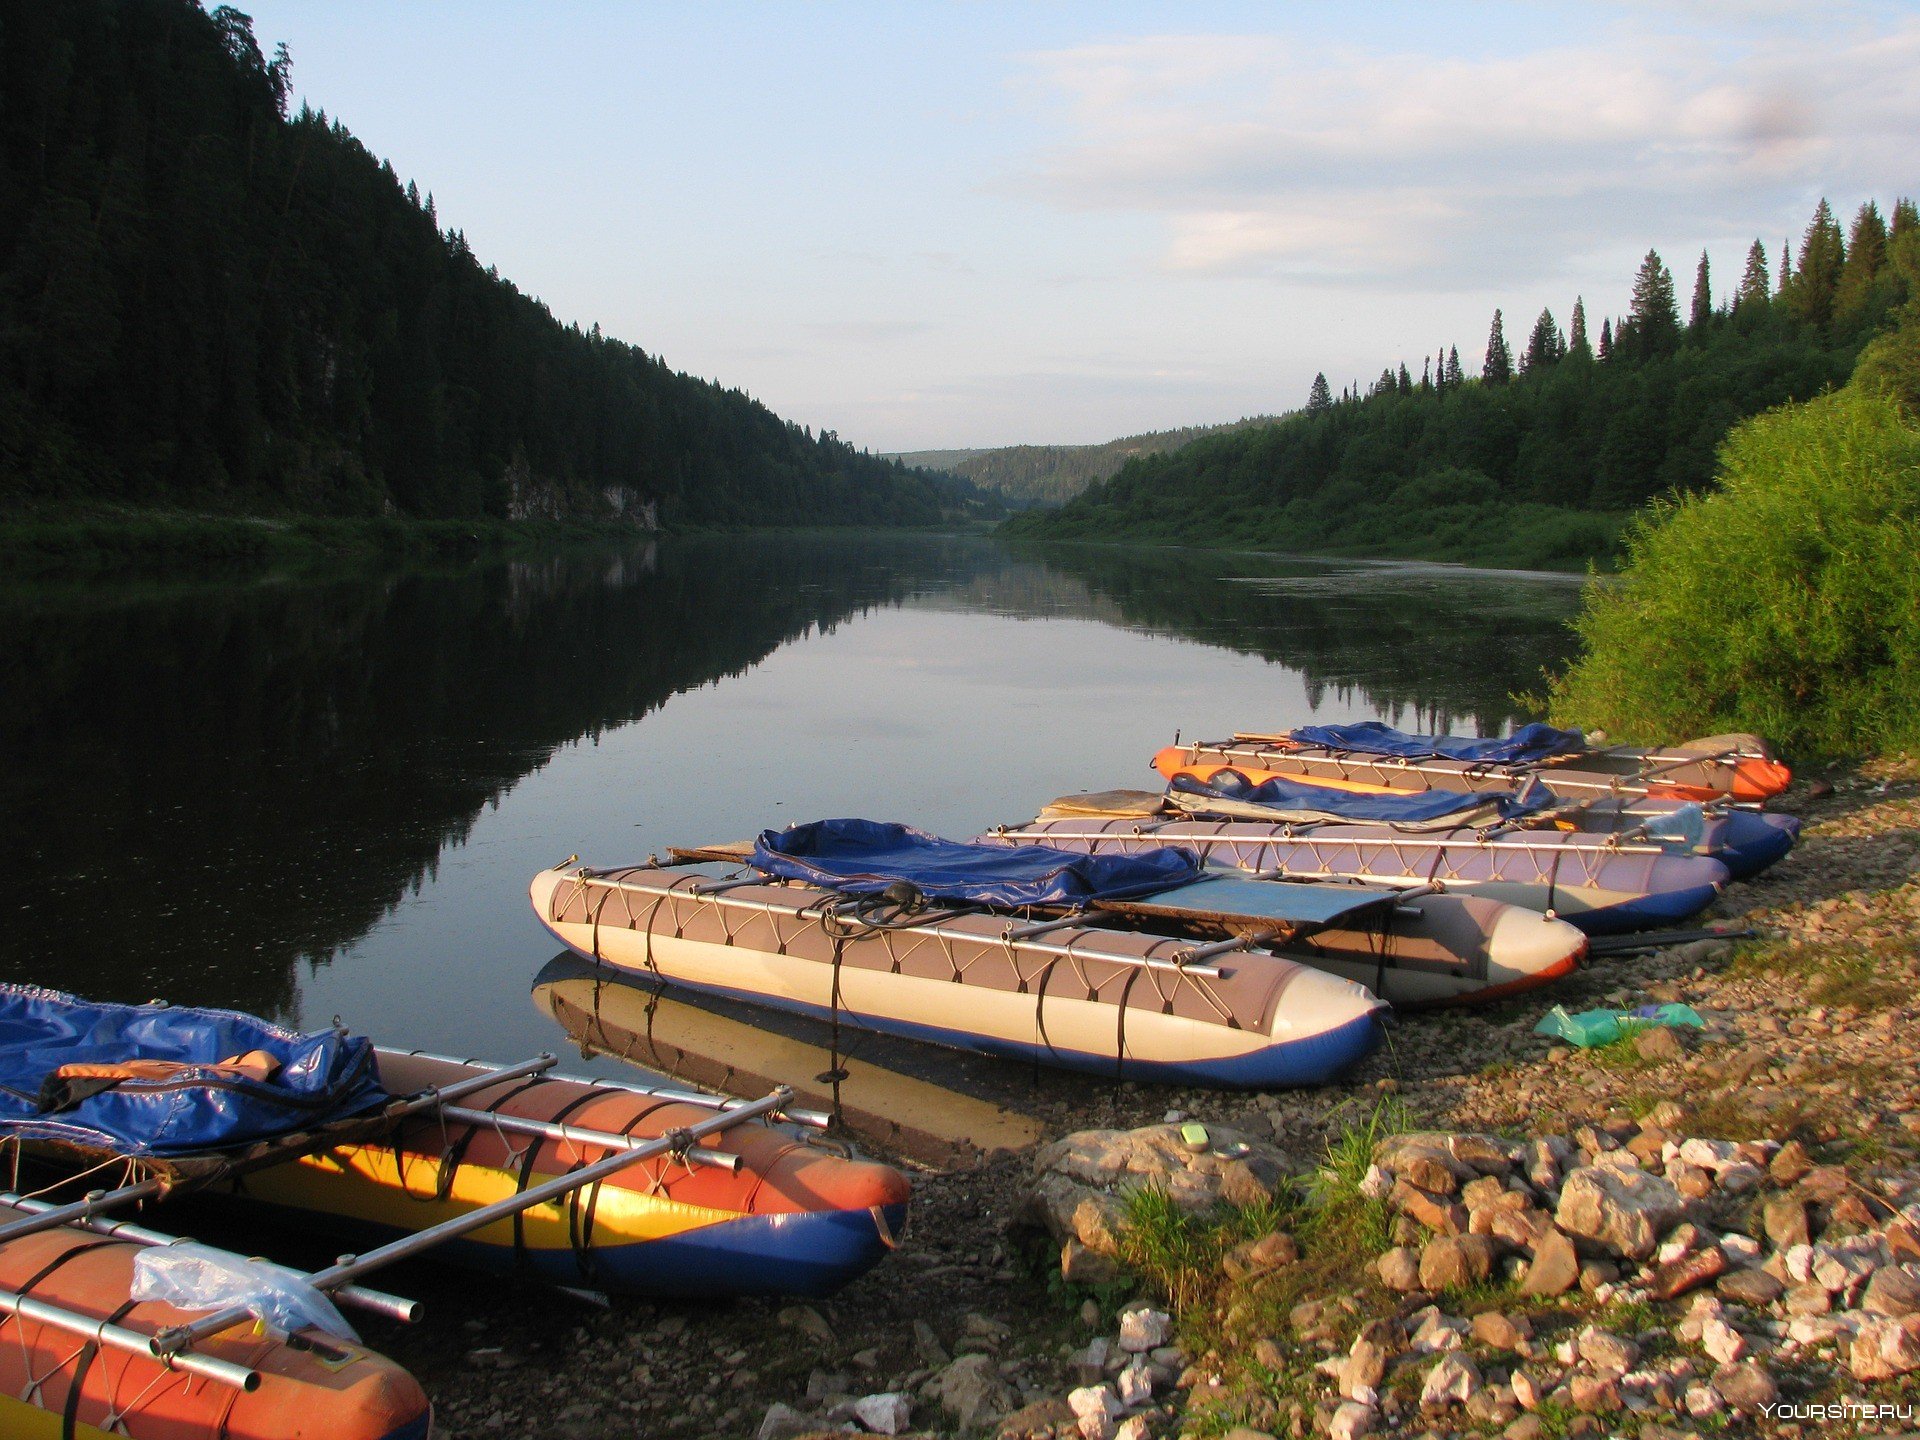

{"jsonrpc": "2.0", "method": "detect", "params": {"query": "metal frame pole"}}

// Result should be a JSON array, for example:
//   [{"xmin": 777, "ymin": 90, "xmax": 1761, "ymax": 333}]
[
  {"xmin": 0, "ymin": 1285, "xmax": 261, "ymax": 1390},
  {"xmin": 434, "ymin": 1106, "xmax": 743, "ymax": 1174},
  {"xmin": 0, "ymin": 1192, "xmax": 419, "ymax": 1324},
  {"xmin": 154, "ymin": 1088, "xmax": 794, "ymax": 1357}
]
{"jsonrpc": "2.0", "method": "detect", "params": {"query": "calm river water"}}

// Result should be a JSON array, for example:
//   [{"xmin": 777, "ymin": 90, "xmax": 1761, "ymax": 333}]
[{"xmin": 0, "ymin": 533, "xmax": 1582, "ymax": 1074}]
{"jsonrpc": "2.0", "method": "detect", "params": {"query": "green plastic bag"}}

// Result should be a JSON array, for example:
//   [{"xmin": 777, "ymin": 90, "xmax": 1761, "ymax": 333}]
[{"xmin": 1534, "ymin": 1002, "xmax": 1704, "ymax": 1048}]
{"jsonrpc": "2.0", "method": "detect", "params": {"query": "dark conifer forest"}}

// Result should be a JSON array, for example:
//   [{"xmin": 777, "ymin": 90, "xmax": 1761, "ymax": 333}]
[
  {"xmin": 1010, "ymin": 198, "xmax": 1914, "ymax": 568},
  {"xmin": 0, "ymin": 0, "xmax": 951, "ymax": 526}
]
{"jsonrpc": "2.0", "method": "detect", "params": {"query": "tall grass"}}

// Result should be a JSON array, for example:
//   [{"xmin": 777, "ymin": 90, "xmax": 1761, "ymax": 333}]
[{"xmin": 1548, "ymin": 386, "xmax": 1920, "ymax": 757}]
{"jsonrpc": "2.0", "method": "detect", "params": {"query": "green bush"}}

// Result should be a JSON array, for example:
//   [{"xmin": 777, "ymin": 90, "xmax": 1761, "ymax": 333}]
[{"xmin": 1548, "ymin": 385, "xmax": 1920, "ymax": 756}]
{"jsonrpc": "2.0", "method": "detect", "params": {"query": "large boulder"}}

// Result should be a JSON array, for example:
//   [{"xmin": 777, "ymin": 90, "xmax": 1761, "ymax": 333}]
[
  {"xmin": 1555, "ymin": 1165, "xmax": 1685, "ymax": 1260},
  {"xmin": 1021, "ymin": 1124, "xmax": 1290, "ymax": 1255}
]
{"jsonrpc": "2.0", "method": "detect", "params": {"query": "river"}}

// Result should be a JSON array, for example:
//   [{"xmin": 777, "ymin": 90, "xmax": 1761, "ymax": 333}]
[{"xmin": 0, "ymin": 532, "xmax": 1582, "ymax": 1078}]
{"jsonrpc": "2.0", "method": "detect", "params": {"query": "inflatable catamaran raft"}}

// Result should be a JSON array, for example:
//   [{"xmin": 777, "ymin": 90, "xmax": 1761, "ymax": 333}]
[
  {"xmin": 1156, "ymin": 722, "xmax": 1792, "ymax": 804},
  {"xmin": 0, "ymin": 985, "xmax": 908, "ymax": 1437},
  {"xmin": 992, "ymin": 780, "xmax": 1739, "ymax": 935},
  {"xmin": 529, "ymin": 820, "xmax": 1588, "ymax": 1086}
]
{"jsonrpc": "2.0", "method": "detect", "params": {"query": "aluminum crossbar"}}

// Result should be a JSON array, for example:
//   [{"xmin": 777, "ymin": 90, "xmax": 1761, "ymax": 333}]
[
  {"xmin": 436, "ymin": 1105, "xmax": 743, "ymax": 1174},
  {"xmin": 0, "ymin": 1192, "xmax": 418, "ymax": 1323},
  {"xmin": 1001, "ymin": 826, "xmax": 1667, "ymax": 857},
  {"xmin": 382, "ymin": 1048, "xmax": 833, "ymax": 1130},
  {"xmin": 154, "ymin": 1088, "xmax": 795, "ymax": 1357},
  {"xmin": 565, "ymin": 870, "xmax": 1227, "ymax": 977},
  {"xmin": 0, "ymin": 1178, "xmax": 166, "ymax": 1246},
  {"xmin": 0, "ymin": 1284, "xmax": 262, "ymax": 1389}
]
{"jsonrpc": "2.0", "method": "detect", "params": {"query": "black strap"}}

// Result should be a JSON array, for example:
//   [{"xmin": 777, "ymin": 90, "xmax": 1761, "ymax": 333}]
[{"xmin": 64, "ymin": 1296, "xmax": 141, "ymax": 1440}]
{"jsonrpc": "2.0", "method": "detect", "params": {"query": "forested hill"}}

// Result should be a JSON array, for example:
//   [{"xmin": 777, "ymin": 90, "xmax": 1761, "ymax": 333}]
[
  {"xmin": 0, "ymin": 0, "xmax": 952, "ymax": 528},
  {"xmin": 893, "ymin": 416, "xmax": 1277, "ymax": 507},
  {"xmin": 1007, "ymin": 199, "xmax": 1912, "ymax": 569}
]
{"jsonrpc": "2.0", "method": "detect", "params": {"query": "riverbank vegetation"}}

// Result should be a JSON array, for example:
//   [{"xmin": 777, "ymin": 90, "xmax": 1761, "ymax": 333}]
[
  {"xmin": 1008, "ymin": 198, "xmax": 1911, "ymax": 571},
  {"xmin": 0, "ymin": 1, "xmax": 958, "ymax": 531},
  {"xmin": 1548, "ymin": 235, "xmax": 1920, "ymax": 757}
]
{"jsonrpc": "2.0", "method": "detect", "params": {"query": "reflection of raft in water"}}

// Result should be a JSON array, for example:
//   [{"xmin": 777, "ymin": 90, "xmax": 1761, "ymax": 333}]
[
  {"xmin": 210, "ymin": 1048, "xmax": 911, "ymax": 1300},
  {"xmin": 533, "ymin": 953, "xmax": 1047, "ymax": 1167}
]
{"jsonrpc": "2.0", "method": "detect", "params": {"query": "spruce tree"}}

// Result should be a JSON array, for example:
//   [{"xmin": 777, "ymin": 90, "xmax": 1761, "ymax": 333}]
[
  {"xmin": 1835, "ymin": 200, "xmax": 1888, "ymax": 322},
  {"xmin": 1307, "ymin": 372, "xmax": 1333, "ymax": 414},
  {"xmin": 1894, "ymin": 199, "xmax": 1919, "ymax": 241},
  {"xmin": 1422, "ymin": 356, "xmax": 1433, "ymax": 390},
  {"xmin": 1444, "ymin": 346, "xmax": 1463, "ymax": 387},
  {"xmin": 1736, "ymin": 240, "xmax": 1770, "ymax": 309},
  {"xmin": 1598, "ymin": 317, "xmax": 1613, "ymax": 361},
  {"xmin": 1779, "ymin": 237, "xmax": 1793, "ymax": 295},
  {"xmin": 1482, "ymin": 309, "xmax": 1513, "ymax": 385},
  {"xmin": 1788, "ymin": 200, "xmax": 1845, "ymax": 326},
  {"xmin": 1568, "ymin": 298, "xmax": 1590, "ymax": 359},
  {"xmin": 1626, "ymin": 249, "xmax": 1681, "ymax": 359},
  {"xmin": 1522, "ymin": 308, "xmax": 1562, "ymax": 372},
  {"xmin": 1397, "ymin": 362, "xmax": 1412, "ymax": 395},
  {"xmin": 1689, "ymin": 250, "xmax": 1712, "ymax": 333}
]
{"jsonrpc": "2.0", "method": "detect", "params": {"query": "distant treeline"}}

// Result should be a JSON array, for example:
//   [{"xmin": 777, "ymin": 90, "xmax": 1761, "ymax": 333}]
[
  {"xmin": 894, "ymin": 417, "xmax": 1277, "ymax": 506},
  {"xmin": 0, "ymin": 0, "xmax": 959, "ymax": 527},
  {"xmin": 1009, "ymin": 198, "xmax": 1913, "ymax": 568}
]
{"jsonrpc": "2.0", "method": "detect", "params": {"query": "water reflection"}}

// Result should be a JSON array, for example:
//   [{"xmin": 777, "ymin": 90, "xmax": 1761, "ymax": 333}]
[{"xmin": 0, "ymin": 533, "xmax": 1579, "ymax": 1048}]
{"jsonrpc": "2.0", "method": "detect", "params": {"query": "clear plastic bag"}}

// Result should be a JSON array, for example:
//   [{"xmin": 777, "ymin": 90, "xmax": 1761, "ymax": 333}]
[{"xmin": 131, "ymin": 1242, "xmax": 358, "ymax": 1341}]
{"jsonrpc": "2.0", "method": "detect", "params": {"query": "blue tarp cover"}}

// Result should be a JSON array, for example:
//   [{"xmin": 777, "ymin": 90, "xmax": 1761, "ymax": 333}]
[
  {"xmin": 1287, "ymin": 720, "xmax": 1586, "ymax": 764},
  {"xmin": 0, "ymin": 986, "xmax": 388, "ymax": 1157},
  {"xmin": 1170, "ymin": 769, "xmax": 1556, "ymax": 825},
  {"xmin": 753, "ymin": 819, "xmax": 1203, "ymax": 908}
]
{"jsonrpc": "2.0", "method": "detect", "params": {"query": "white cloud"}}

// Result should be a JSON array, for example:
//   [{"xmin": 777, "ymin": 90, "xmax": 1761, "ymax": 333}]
[{"xmin": 1008, "ymin": 18, "xmax": 1920, "ymax": 287}]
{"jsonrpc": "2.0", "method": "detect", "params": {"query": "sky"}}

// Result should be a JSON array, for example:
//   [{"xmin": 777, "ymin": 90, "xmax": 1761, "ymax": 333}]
[{"xmin": 240, "ymin": 1, "xmax": 1920, "ymax": 453}]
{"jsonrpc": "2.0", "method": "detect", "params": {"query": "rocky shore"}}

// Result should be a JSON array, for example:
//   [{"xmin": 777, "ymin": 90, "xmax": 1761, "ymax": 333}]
[{"xmin": 389, "ymin": 761, "xmax": 1919, "ymax": 1439}]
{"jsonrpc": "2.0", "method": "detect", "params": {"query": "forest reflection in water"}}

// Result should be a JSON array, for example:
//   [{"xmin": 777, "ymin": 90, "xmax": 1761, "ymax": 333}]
[{"xmin": 0, "ymin": 532, "xmax": 1580, "ymax": 1058}]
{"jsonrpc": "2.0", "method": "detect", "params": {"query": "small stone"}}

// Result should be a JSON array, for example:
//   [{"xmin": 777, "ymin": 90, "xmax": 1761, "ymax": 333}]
[
  {"xmin": 1769, "ymin": 1139, "xmax": 1813, "ymax": 1184},
  {"xmin": 1113, "ymin": 1418, "xmax": 1153, "ymax": 1440},
  {"xmin": 1376, "ymin": 1247, "xmax": 1422, "ymax": 1293},
  {"xmin": 1651, "ymin": 1244, "xmax": 1727, "ymax": 1299},
  {"xmin": 1509, "ymin": 1368, "xmax": 1544, "ymax": 1410},
  {"xmin": 1116, "ymin": 1361, "xmax": 1153, "ymax": 1407},
  {"xmin": 1063, "ymin": 1239, "xmax": 1125, "ymax": 1285},
  {"xmin": 1683, "ymin": 1382, "xmax": 1722, "ymax": 1418},
  {"xmin": 1420, "ymin": 1234, "xmax": 1496, "ymax": 1291},
  {"xmin": 1567, "ymin": 1373, "xmax": 1619, "ymax": 1413},
  {"xmin": 1576, "ymin": 1327, "xmax": 1638, "ymax": 1374},
  {"xmin": 1714, "ymin": 1161, "xmax": 1764, "ymax": 1193},
  {"xmin": 1420, "ymin": 1353, "xmax": 1481, "ymax": 1407},
  {"xmin": 913, "ymin": 1319, "xmax": 949, "ymax": 1367},
  {"xmin": 1850, "ymin": 1314, "xmax": 1920, "ymax": 1379},
  {"xmin": 1520, "ymin": 1228, "xmax": 1579, "ymax": 1297},
  {"xmin": 933, "ymin": 1354, "xmax": 1015, "ymax": 1431},
  {"xmin": 1670, "ymin": 1163, "xmax": 1714, "ymax": 1200},
  {"xmin": 1633, "ymin": 1026, "xmax": 1684, "ymax": 1063},
  {"xmin": 1700, "ymin": 1317, "xmax": 1746, "ymax": 1364},
  {"xmin": 756, "ymin": 1403, "xmax": 814, "ymax": 1440},
  {"xmin": 1784, "ymin": 1281, "xmax": 1832, "ymax": 1316},
  {"xmin": 1719, "ymin": 1231, "xmax": 1762, "ymax": 1266},
  {"xmin": 1470, "ymin": 1312, "xmax": 1531, "ymax": 1352},
  {"xmin": 1710, "ymin": 1360, "xmax": 1777, "ymax": 1414},
  {"xmin": 776, "ymin": 1305, "xmax": 836, "ymax": 1348},
  {"xmin": 1716, "ymin": 1269, "xmax": 1784, "ymax": 1307},
  {"xmin": 1503, "ymin": 1415, "xmax": 1544, "ymax": 1440},
  {"xmin": 1069, "ymin": 1384, "xmax": 1123, "ymax": 1422},
  {"xmin": 1865, "ymin": 1263, "xmax": 1920, "ymax": 1317},
  {"xmin": 1328, "ymin": 1400, "xmax": 1375, "ymax": 1440},
  {"xmin": 850, "ymin": 1393, "xmax": 912, "ymax": 1435},
  {"xmin": 1117, "ymin": 1309, "xmax": 1172, "ymax": 1353},
  {"xmin": 1393, "ymin": 1180, "xmax": 1468, "ymax": 1235},
  {"xmin": 1555, "ymin": 1166, "xmax": 1685, "ymax": 1260},
  {"xmin": 1762, "ymin": 1195, "xmax": 1809, "ymax": 1250}
]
